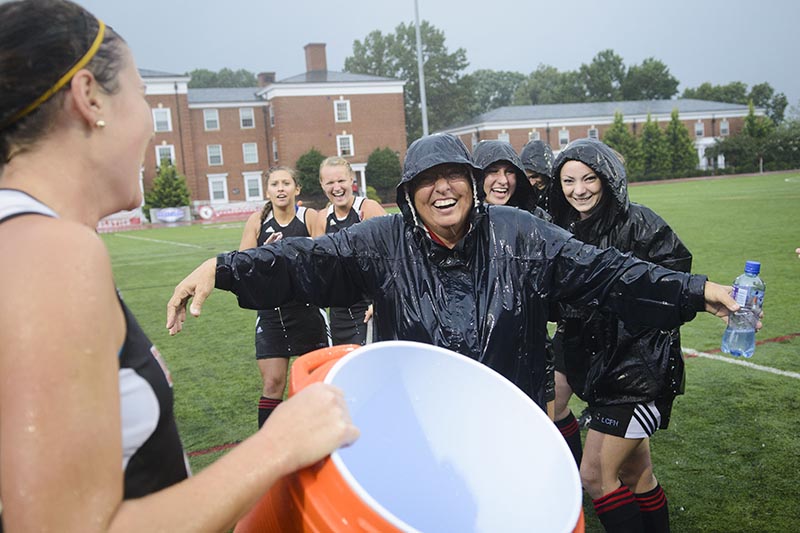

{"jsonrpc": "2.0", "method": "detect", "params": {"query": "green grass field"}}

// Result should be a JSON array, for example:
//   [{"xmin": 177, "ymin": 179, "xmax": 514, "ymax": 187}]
[{"xmin": 104, "ymin": 171, "xmax": 800, "ymax": 532}]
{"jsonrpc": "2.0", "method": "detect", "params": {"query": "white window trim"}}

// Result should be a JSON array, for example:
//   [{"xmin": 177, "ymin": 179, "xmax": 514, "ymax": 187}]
[
  {"xmin": 243, "ymin": 171, "xmax": 264, "ymax": 201},
  {"xmin": 334, "ymin": 99, "xmax": 351, "ymax": 123},
  {"xmin": 588, "ymin": 127, "xmax": 598, "ymax": 139},
  {"xmin": 528, "ymin": 130, "xmax": 541, "ymax": 141},
  {"xmin": 559, "ymin": 129, "xmax": 570, "ymax": 147},
  {"xmin": 337, "ymin": 134, "xmax": 354, "ymax": 157},
  {"xmin": 154, "ymin": 144, "xmax": 176, "ymax": 166},
  {"xmin": 269, "ymin": 105, "xmax": 275, "ymax": 127},
  {"xmin": 207, "ymin": 144, "xmax": 223, "ymax": 166},
  {"xmin": 695, "ymin": 121, "xmax": 705, "ymax": 138},
  {"xmin": 720, "ymin": 119, "xmax": 730, "ymax": 137},
  {"xmin": 272, "ymin": 139, "xmax": 279, "ymax": 161},
  {"xmin": 239, "ymin": 107, "xmax": 255, "ymax": 129},
  {"xmin": 497, "ymin": 131, "xmax": 510, "ymax": 142},
  {"xmin": 152, "ymin": 108, "xmax": 172, "ymax": 132},
  {"xmin": 207, "ymin": 173, "xmax": 229, "ymax": 204},
  {"xmin": 204, "ymin": 109, "xmax": 220, "ymax": 131},
  {"xmin": 242, "ymin": 143, "xmax": 259, "ymax": 164}
]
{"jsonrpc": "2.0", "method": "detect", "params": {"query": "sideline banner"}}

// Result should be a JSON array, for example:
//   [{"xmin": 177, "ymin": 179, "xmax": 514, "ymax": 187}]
[
  {"xmin": 195, "ymin": 202, "xmax": 260, "ymax": 222},
  {"xmin": 97, "ymin": 207, "xmax": 144, "ymax": 233}
]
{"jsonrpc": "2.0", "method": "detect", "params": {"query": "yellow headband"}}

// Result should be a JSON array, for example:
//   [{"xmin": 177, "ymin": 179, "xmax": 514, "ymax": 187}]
[{"xmin": 1, "ymin": 19, "xmax": 106, "ymax": 130}]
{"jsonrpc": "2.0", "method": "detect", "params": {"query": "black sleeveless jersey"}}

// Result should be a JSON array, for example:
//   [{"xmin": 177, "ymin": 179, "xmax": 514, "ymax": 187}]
[
  {"xmin": 324, "ymin": 196, "xmax": 365, "ymax": 234},
  {"xmin": 257, "ymin": 205, "xmax": 310, "ymax": 244}
]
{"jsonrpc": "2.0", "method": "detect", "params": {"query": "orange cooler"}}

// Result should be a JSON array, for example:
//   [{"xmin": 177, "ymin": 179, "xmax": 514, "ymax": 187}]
[{"xmin": 235, "ymin": 341, "xmax": 584, "ymax": 533}]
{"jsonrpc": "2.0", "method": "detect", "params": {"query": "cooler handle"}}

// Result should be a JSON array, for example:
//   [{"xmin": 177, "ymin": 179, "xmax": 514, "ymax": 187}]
[{"xmin": 289, "ymin": 345, "xmax": 360, "ymax": 394}]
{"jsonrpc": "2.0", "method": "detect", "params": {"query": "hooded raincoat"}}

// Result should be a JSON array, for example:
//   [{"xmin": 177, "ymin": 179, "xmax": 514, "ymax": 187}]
[
  {"xmin": 519, "ymin": 139, "xmax": 554, "ymax": 211},
  {"xmin": 472, "ymin": 140, "xmax": 550, "ymax": 220},
  {"xmin": 214, "ymin": 134, "xmax": 706, "ymax": 409},
  {"xmin": 549, "ymin": 138, "xmax": 692, "ymax": 406}
]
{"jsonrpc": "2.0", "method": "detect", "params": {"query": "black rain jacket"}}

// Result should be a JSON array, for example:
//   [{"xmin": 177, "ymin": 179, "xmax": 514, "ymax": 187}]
[
  {"xmin": 519, "ymin": 139, "xmax": 554, "ymax": 212},
  {"xmin": 215, "ymin": 134, "xmax": 705, "ymax": 409},
  {"xmin": 550, "ymin": 138, "xmax": 692, "ymax": 406}
]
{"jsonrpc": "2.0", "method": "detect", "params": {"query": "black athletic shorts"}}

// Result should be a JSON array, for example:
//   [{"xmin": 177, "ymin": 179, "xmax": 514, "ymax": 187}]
[
  {"xmin": 255, "ymin": 303, "xmax": 329, "ymax": 359},
  {"xmin": 588, "ymin": 397, "xmax": 674, "ymax": 439}
]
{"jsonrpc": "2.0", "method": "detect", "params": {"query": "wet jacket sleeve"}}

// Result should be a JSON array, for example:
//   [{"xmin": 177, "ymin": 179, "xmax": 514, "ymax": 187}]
[
  {"xmin": 214, "ymin": 230, "xmax": 374, "ymax": 311},
  {"xmin": 549, "ymin": 237, "xmax": 707, "ymax": 330},
  {"xmin": 628, "ymin": 205, "xmax": 692, "ymax": 273}
]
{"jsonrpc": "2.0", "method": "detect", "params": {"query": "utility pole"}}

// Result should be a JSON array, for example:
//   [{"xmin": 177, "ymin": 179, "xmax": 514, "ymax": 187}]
[{"xmin": 414, "ymin": 0, "xmax": 429, "ymax": 136}]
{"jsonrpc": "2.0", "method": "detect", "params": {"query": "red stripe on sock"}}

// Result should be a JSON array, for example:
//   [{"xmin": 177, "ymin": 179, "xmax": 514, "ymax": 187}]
[
  {"xmin": 559, "ymin": 419, "xmax": 580, "ymax": 438},
  {"xmin": 594, "ymin": 486, "xmax": 636, "ymax": 515},
  {"xmin": 258, "ymin": 398, "xmax": 282, "ymax": 409},
  {"xmin": 636, "ymin": 486, "xmax": 667, "ymax": 512}
]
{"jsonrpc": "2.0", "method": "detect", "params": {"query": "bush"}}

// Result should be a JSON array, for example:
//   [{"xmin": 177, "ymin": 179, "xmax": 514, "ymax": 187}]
[{"xmin": 143, "ymin": 161, "xmax": 191, "ymax": 220}]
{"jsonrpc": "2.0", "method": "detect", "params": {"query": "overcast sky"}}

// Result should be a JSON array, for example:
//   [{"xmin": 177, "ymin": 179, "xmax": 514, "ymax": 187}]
[{"xmin": 75, "ymin": 0, "xmax": 800, "ymax": 110}]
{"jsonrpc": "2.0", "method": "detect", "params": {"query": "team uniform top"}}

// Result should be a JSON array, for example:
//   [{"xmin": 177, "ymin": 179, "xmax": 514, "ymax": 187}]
[{"xmin": 0, "ymin": 189, "xmax": 191, "ymax": 503}]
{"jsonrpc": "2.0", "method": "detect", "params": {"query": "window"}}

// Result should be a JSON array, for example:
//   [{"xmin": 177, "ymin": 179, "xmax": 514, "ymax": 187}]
[
  {"xmin": 558, "ymin": 129, "xmax": 570, "ymax": 148},
  {"xmin": 695, "ymin": 121, "xmax": 705, "ymax": 138},
  {"xmin": 155, "ymin": 144, "xmax": 175, "ymax": 166},
  {"xmin": 334, "ymin": 99, "xmax": 351, "ymax": 122},
  {"xmin": 337, "ymin": 134, "xmax": 354, "ymax": 157},
  {"xmin": 240, "ymin": 107, "xmax": 255, "ymax": 129},
  {"xmin": 497, "ymin": 131, "xmax": 510, "ymax": 142},
  {"xmin": 528, "ymin": 130, "xmax": 541, "ymax": 141},
  {"xmin": 269, "ymin": 105, "xmax": 275, "ymax": 127},
  {"xmin": 243, "ymin": 171, "xmax": 263, "ymax": 201},
  {"xmin": 471, "ymin": 132, "xmax": 478, "ymax": 150},
  {"xmin": 207, "ymin": 173, "xmax": 228, "ymax": 204},
  {"xmin": 207, "ymin": 144, "xmax": 223, "ymax": 166},
  {"xmin": 272, "ymin": 139, "xmax": 279, "ymax": 161},
  {"xmin": 720, "ymin": 119, "xmax": 730, "ymax": 137},
  {"xmin": 242, "ymin": 143, "xmax": 258, "ymax": 164},
  {"xmin": 588, "ymin": 127, "xmax": 598, "ymax": 139},
  {"xmin": 204, "ymin": 109, "xmax": 220, "ymax": 131},
  {"xmin": 152, "ymin": 108, "xmax": 172, "ymax": 132}
]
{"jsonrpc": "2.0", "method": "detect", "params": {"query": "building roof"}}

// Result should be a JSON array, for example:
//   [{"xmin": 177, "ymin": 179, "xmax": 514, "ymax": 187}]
[
  {"xmin": 443, "ymin": 99, "xmax": 755, "ymax": 131},
  {"xmin": 139, "ymin": 68, "xmax": 187, "ymax": 79},
  {"xmin": 277, "ymin": 70, "xmax": 400, "ymax": 84},
  {"xmin": 187, "ymin": 87, "xmax": 262, "ymax": 104}
]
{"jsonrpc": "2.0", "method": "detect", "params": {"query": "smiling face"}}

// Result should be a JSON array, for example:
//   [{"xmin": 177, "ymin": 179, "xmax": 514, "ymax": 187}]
[
  {"xmin": 411, "ymin": 163, "xmax": 474, "ymax": 247},
  {"xmin": 559, "ymin": 160, "xmax": 604, "ymax": 220},
  {"xmin": 483, "ymin": 161, "xmax": 517, "ymax": 205},
  {"xmin": 266, "ymin": 169, "xmax": 299, "ymax": 208},
  {"xmin": 319, "ymin": 163, "xmax": 354, "ymax": 211}
]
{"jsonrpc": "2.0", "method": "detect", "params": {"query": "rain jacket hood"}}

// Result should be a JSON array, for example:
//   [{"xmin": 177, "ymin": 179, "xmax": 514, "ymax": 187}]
[
  {"xmin": 520, "ymin": 140, "xmax": 554, "ymax": 181},
  {"xmin": 550, "ymin": 138, "xmax": 629, "ymax": 241},
  {"xmin": 396, "ymin": 133, "xmax": 484, "ymax": 225},
  {"xmin": 472, "ymin": 140, "xmax": 538, "ymax": 213}
]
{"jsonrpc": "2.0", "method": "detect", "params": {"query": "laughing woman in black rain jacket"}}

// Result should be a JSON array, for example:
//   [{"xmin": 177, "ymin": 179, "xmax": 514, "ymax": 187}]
[{"xmin": 550, "ymin": 138, "xmax": 692, "ymax": 533}]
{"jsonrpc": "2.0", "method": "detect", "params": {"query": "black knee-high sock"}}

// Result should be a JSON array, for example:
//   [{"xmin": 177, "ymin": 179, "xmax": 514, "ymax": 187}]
[
  {"xmin": 592, "ymin": 485, "xmax": 644, "ymax": 533},
  {"xmin": 555, "ymin": 411, "xmax": 583, "ymax": 467},
  {"xmin": 635, "ymin": 484, "xmax": 670, "ymax": 533},
  {"xmin": 258, "ymin": 396, "xmax": 282, "ymax": 428}
]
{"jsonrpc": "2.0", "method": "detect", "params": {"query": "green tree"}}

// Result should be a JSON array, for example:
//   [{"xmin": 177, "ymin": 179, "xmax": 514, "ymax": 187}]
[
  {"xmin": 462, "ymin": 69, "xmax": 526, "ymax": 113},
  {"xmin": 294, "ymin": 148, "xmax": 326, "ymax": 194},
  {"xmin": 579, "ymin": 49, "xmax": 625, "ymax": 102},
  {"xmin": 512, "ymin": 64, "xmax": 584, "ymax": 105},
  {"xmin": 682, "ymin": 81, "xmax": 748, "ymax": 104},
  {"xmin": 187, "ymin": 68, "xmax": 257, "ymax": 88},
  {"xmin": 344, "ymin": 21, "xmax": 471, "ymax": 141},
  {"xmin": 748, "ymin": 82, "xmax": 788, "ymax": 124},
  {"xmin": 144, "ymin": 161, "xmax": 190, "ymax": 209},
  {"xmin": 622, "ymin": 58, "xmax": 679, "ymax": 100},
  {"xmin": 365, "ymin": 147, "xmax": 402, "ymax": 201},
  {"xmin": 639, "ymin": 114, "xmax": 670, "ymax": 180},
  {"xmin": 601, "ymin": 112, "xmax": 642, "ymax": 178},
  {"xmin": 664, "ymin": 109, "xmax": 699, "ymax": 177}
]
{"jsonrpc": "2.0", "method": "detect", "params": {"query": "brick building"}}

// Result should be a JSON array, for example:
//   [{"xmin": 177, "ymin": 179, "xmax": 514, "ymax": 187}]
[
  {"xmin": 438, "ymin": 99, "xmax": 764, "ymax": 170},
  {"xmin": 139, "ymin": 43, "xmax": 406, "ymax": 221}
]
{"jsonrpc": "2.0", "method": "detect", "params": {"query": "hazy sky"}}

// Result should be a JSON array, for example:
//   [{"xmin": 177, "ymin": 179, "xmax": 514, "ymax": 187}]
[{"xmin": 74, "ymin": 0, "xmax": 800, "ymax": 109}]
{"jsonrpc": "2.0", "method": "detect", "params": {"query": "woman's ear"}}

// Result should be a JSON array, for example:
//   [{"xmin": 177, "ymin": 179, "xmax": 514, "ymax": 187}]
[{"xmin": 67, "ymin": 69, "xmax": 104, "ymax": 127}]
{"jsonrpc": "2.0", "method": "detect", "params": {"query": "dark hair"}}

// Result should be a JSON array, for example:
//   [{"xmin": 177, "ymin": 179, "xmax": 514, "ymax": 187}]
[
  {"xmin": 0, "ymin": 0, "xmax": 126, "ymax": 167},
  {"xmin": 260, "ymin": 166, "xmax": 301, "ymax": 223}
]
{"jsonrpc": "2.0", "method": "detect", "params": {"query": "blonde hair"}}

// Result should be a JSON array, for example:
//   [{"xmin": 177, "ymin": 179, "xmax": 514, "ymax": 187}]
[{"xmin": 319, "ymin": 156, "xmax": 354, "ymax": 180}]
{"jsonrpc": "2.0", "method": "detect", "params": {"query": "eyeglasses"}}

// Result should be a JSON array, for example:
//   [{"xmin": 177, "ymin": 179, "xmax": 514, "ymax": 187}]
[{"xmin": 414, "ymin": 167, "xmax": 470, "ymax": 189}]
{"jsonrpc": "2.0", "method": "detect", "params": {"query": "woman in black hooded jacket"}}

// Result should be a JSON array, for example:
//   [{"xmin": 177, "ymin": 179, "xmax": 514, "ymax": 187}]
[{"xmin": 550, "ymin": 138, "xmax": 691, "ymax": 533}]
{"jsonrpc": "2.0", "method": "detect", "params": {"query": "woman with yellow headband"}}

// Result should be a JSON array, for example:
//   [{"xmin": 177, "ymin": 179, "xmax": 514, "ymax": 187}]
[{"xmin": 0, "ymin": 1, "xmax": 358, "ymax": 531}]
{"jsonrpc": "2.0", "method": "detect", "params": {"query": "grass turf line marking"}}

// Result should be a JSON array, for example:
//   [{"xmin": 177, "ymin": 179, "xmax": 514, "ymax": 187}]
[
  {"xmin": 114, "ymin": 233, "xmax": 204, "ymax": 249},
  {"xmin": 683, "ymin": 348, "xmax": 800, "ymax": 380}
]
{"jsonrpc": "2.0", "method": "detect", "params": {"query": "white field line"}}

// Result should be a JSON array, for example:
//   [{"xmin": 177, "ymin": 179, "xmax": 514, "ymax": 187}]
[
  {"xmin": 114, "ymin": 233, "xmax": 204, "ymax": 249},
  {"xmin": 683, "ymin": 348, "xmax": 800, "ymax": 380}
]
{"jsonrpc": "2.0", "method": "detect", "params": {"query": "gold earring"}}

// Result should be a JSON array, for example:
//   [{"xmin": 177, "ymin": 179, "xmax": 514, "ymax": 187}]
[{"xmin": 95, "ymin": 119, "xmax": 106, "ymax": 128}]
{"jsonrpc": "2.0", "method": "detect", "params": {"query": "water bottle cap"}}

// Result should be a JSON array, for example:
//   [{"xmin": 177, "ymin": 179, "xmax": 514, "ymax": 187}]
[{"xmin": 744, "ymin": 260, "xmax": 761, "ymax": 274}]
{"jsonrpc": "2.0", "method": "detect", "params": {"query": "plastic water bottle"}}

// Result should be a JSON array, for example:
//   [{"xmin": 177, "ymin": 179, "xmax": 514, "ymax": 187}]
[{"xmin": 721, "ymin": 261, "xmax": 765, "ymax": 357}]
